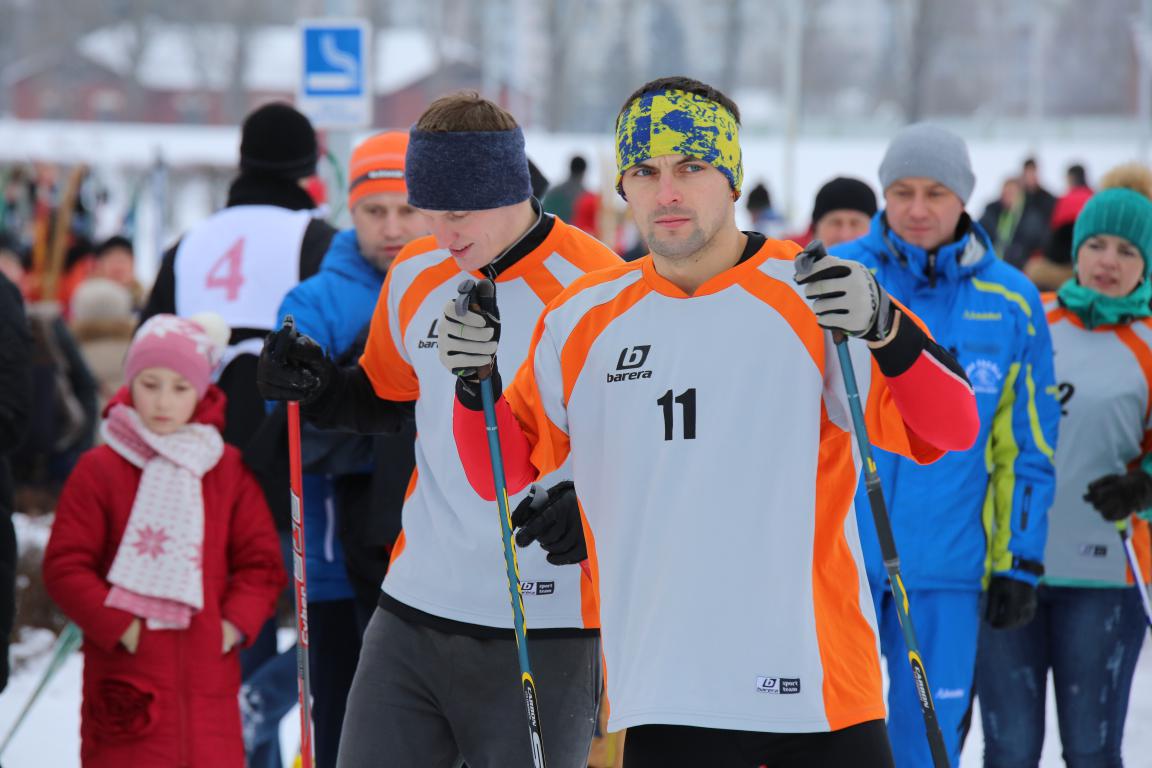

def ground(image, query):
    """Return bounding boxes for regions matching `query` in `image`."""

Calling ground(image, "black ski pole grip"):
[455,279,476,318]
[452,278,499,381]
[527,483,548,513]
[268,314,300,362]
[793,238,828,280]
[454,278,497,317]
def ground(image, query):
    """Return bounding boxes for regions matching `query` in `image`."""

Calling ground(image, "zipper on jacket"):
[927,251,938,288]
[1021,486,1032,530]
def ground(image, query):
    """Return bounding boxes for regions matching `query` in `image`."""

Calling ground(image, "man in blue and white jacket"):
[276,131,425,768]
[833,124,1059,768]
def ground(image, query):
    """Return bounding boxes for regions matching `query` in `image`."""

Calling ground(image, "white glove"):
[438,299,499,380]
[794,253,894,341]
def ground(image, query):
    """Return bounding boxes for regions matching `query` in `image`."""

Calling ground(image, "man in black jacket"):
[139,101,336,768]
[140,102,336,456]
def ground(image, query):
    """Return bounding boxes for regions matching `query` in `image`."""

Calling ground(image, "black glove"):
[510,481,586,565]
[984,575,1037,629]
[1083,470,1152,522]
[256,316,334,403]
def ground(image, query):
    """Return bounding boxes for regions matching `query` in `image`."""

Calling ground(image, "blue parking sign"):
[297,20,372,129]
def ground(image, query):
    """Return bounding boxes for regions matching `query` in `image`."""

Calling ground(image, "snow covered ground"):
[0,627,1145,767]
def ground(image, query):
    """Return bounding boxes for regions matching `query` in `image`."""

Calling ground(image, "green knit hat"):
[1072,187,1152,277]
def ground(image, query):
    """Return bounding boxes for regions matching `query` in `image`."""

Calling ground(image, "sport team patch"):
[756,676,800,694]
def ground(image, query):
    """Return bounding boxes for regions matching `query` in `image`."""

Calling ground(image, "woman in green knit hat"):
[976,163,1152,767]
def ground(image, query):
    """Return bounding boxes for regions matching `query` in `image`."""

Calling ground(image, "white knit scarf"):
[101,404,224,629]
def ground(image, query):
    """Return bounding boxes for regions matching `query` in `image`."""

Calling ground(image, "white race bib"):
[175,206,312,331]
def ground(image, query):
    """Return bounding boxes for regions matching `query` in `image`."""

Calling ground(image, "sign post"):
[297,19,372,130]
[297,19,372,226]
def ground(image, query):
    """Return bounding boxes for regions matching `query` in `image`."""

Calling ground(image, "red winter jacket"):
[43,386,286,768]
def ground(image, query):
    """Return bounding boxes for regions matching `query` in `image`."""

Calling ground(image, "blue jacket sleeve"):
[985,287,1059,585]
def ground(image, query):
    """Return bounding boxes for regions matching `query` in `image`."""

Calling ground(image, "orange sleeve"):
[359,275,419,400]
[505,315,572,479]
[357,243,453,402]
[505,263,648,477]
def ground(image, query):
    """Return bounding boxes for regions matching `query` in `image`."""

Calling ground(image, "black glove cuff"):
[455,367,503,411]
[869,310,928,376]
[1131,469,1152,509]
[863,289,895,342]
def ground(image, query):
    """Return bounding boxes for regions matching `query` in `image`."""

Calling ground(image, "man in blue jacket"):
[275,131,426,768]
[833,124,1059,768]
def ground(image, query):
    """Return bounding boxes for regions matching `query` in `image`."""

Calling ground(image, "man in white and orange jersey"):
[256,91,620,768]
[438,76,981,768]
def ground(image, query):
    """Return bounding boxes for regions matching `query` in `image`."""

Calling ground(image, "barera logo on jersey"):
[418,318,439,349]
[755,676,801,694]
[520,581,555,595]
[608,345,653,383]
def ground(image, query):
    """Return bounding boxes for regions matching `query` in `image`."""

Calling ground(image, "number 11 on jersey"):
[657,388,696,440]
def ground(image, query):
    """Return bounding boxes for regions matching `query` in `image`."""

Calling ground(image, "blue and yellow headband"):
[615,89,743,199]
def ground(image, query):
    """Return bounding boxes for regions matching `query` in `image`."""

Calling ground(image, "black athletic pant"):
[623,719,894,768]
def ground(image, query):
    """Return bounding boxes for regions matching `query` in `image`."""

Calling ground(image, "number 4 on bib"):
[205,238,245,301]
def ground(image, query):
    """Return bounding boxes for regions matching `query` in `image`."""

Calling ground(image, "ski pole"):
[1116,518,1152,635]
[795,241,951,768]
[283,314,315,768]
[454,279,547,768]
[0,622,83,757]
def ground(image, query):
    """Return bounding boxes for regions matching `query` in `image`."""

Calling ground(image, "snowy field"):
[0,628,1145,767]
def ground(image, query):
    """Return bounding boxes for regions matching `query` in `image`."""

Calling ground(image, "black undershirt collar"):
[482,198,556,280]
[737,231,767,264]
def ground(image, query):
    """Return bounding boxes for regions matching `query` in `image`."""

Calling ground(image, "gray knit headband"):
[405,127,532,211]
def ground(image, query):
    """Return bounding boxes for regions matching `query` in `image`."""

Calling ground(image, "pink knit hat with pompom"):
[124,313,230,398]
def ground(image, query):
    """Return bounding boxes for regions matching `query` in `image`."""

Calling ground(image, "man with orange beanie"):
[274,131,428,768]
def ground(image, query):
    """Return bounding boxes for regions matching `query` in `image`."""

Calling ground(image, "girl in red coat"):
[43,313,287,768]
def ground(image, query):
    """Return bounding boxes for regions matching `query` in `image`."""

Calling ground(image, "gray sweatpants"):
[336,607,602,768]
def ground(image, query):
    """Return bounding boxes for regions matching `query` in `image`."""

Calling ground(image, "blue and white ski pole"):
[454,278,547,768]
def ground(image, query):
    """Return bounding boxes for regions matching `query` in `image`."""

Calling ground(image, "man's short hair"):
[617,76,741,125]
[570,156,588,176]
[416,92,518,132]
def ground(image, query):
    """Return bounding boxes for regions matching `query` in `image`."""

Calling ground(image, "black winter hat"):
[812,177,877,225]
[239,102,319,180]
